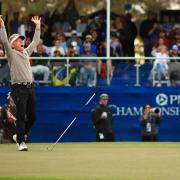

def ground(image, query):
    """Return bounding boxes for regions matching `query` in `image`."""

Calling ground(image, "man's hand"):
[0,15,4,28]
[101,112,108,119]
[31,16,41,29]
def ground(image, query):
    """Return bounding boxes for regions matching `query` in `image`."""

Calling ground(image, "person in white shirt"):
[50,39,66,57]
[151,45,169,82]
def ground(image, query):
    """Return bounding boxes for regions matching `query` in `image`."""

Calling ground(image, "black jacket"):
[92,104,114,134]
[140,113,161,136]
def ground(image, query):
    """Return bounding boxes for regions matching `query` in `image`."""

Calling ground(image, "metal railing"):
[0,56,180,87]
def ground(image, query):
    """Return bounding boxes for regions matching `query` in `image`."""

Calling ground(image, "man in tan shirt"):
[0,15,41,151]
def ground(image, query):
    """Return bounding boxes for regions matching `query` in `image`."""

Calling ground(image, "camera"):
[150,108,160,114]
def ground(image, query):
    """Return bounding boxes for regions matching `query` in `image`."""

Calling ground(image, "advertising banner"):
[0,86,179,142]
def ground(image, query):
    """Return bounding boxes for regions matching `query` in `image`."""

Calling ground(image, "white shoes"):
[18,142,28,151]
[13,134,28,151]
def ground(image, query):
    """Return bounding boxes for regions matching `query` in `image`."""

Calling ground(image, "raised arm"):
[31,16,41,30]
[0,15,4,27]
[0,15,12,58]
[25,16,41,56]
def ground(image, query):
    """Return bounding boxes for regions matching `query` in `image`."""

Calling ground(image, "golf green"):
[0,142,180,180]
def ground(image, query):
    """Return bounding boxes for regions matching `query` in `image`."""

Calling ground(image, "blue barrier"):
[0,86,180,142]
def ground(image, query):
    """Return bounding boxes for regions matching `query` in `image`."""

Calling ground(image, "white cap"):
[71,30,77,35]
[100,93,109,99]
[172,45,178,50]
[9,34,25,45]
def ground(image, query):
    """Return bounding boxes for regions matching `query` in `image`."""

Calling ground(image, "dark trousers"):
[11,84,36,144]
[96,132,115,142]
[142,135,158,142]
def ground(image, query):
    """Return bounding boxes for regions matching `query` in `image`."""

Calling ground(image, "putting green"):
[0,142,180,180]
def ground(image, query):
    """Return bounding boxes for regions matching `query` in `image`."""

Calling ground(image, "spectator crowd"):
[0,3,180,86]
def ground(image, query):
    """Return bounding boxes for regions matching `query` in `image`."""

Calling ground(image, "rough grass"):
[0,142,180,180]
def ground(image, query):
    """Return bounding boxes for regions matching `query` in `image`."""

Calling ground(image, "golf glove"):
[101,112,108,119]
[99,133,104,139]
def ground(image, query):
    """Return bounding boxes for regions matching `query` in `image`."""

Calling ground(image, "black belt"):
[12,82,34,88]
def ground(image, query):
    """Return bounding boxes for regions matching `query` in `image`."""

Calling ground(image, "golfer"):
[0,15,41,151]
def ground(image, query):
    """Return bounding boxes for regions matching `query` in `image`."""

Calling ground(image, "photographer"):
[0,92,16,143]
[91,93,115,142]
[140,104,161,142]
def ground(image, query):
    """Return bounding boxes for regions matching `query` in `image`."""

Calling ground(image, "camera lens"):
[154,108,160,114]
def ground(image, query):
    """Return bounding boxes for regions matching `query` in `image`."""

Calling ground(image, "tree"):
[1,0,179,22]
